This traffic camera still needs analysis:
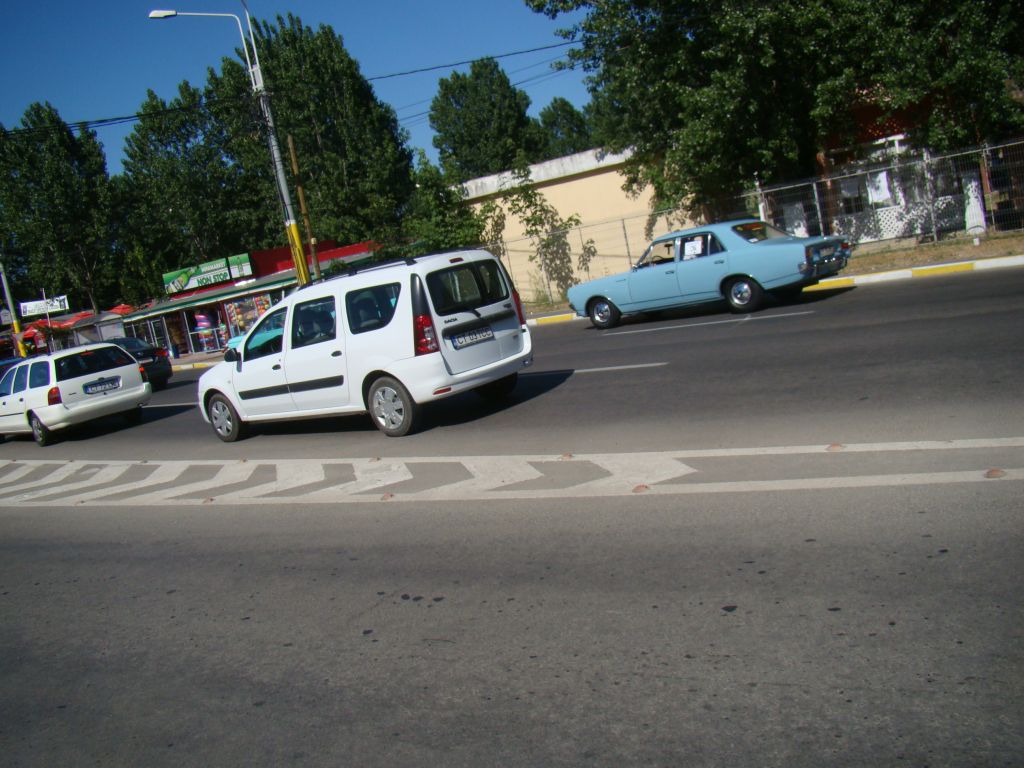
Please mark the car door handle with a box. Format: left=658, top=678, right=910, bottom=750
left=715, top=259, right=725, bottom=264
left=665, top=270, right=674, bottom=275
left=331, top=351, right=342, bottom=357
left=272, top=364, right=282, bottom=370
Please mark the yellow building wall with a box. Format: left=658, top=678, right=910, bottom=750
left=465, top=151, right=698, bottom=303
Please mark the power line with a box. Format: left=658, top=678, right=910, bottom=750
left=2, top=40, right=580, bottom=140
left=367, top=40, right=575, bottom=81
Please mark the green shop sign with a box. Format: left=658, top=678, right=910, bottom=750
left=163, top=254, right=253, bottom=295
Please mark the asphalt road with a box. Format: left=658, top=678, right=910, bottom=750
left=1, top=268, right=1022, bottom=766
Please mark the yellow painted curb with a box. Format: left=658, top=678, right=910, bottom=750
left=805, top=277, right=855, bottom=291
left=911, top=262, right=975, bottom=277
left=532, top=313, right=577, bottom=325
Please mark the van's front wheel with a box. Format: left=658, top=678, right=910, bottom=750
left=208, top=393, right=246, bottom=442
left=369, top=376, right=419, bottom=437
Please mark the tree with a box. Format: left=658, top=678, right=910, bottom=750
left=538, top=97, right=594, bottom=158
left=430, top=58, right=544, bottom=181
left=399, top=152, right=486, bottom=256
left=0, top=103, right=116, bottom=313
left=527, top=0, right=1024, bottom=215
left=118, top=84, right=265, bottom=299
left=209, top=14, right=415, bottom=245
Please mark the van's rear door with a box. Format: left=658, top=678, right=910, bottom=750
left=425, top=255, right=526, bottom=375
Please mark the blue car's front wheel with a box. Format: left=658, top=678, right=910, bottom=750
left=588, top=298, right=621, bottom=329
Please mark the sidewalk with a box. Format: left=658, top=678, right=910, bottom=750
left=171, top=252, right=1024, bottom=371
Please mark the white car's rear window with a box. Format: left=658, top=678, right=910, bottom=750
left=55, top=347, right=135, bottom=381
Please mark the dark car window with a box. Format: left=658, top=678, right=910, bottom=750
left=0, top=365, right=18, bottom=397
left=28, top=361, right=51, bottom=389
left=244, top=307, right=287, bottom=360
left=114, top=337, right=147, bottom=353
left=426, top=263, right=507, bottom=316
left=55, top=346, right=135, bottom=381
left=345, top=283, right=401, bottom=334
left=292, top=296, right=337, bottom=349
left=12, top=364, right=28, bottom=394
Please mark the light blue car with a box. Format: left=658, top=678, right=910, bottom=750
left=567, top=219, right=851, bottom=328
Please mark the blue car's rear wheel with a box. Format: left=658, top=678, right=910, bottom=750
left=588, top=298, right=621, bottom=329
left=725, top=277, right=764, bottom=313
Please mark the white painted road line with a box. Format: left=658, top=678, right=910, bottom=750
left=605, top=310, right=815, bottom=336
left=575, top=362, right=669, bottom=374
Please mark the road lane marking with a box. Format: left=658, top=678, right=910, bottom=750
left=575, top=362, right=668, bottom=374
left=605, top=310, right=815, bottom=336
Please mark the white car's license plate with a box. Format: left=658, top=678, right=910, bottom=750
left=85, top=377, right=121, bottom=394
left=452, top=327, right=494, bottom=349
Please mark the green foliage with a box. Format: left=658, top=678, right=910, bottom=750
left=527, top=0, right=1024, bottom=216
left=119, top=84, right=265, bottom=298
left=538, top=97, right=594, bottom=157
left=430, top=58, right=545, bottom=181
left=230, top=15, right=415, bottom=244
left=400, top=151, right=487, bottom=256
left=0, top=103, right=115, bottom=313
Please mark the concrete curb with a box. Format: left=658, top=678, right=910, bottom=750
left=525, top=253, right=1024, bottom=327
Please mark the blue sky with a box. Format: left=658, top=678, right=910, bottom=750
left=1, top=0, right=589, bottom=174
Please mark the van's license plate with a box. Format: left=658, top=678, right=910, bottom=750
left=85, top=377, right=121, bottom=394
left=452, top=327, right=494, bottom=349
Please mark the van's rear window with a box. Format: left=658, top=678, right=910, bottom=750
left=427, top=261, right=508, bottom=316
left=56, top=346, right=135, bottom=381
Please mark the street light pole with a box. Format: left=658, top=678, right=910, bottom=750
left=149, top=5, right=311, bottom=286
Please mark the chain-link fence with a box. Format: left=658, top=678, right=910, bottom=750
left=494, top=138, right=1024, bottom=303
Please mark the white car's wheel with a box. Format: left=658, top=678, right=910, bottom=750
left=29, top=412, right=52, bottom=447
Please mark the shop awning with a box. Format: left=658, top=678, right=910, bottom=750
left=120, top=271, right=298, bottom=323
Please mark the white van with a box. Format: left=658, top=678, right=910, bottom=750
left=197, top=250, right=534, bottom=440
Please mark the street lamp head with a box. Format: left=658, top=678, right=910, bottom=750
left=148, top=10, right=178, bottom=19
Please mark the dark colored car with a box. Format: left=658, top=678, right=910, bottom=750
left=107, top=336, right=173, bottom=390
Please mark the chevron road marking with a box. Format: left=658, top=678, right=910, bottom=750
left=1, top=438, right=1021, bottom=507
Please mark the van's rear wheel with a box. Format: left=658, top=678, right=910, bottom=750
left=369, top=376, right=419, bottom=437
left=208, top=393, right=246, bottom=442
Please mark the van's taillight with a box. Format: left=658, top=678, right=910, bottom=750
left=414, top=313, right=439, bottom=355
left=139, top=366, right=149, bottom=382
left=512, top=289, right=527, bottom=326
left=47, top=387, right=62, bottom=405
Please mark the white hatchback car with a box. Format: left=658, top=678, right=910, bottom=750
left=198, top=249, right=534, bottom=440
left=0, top=343, right=153, bottom=446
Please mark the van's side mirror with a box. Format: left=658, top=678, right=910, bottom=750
left=223, top=347, right=238, bottom=363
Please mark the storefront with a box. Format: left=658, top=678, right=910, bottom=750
left=121, top=272, right=294, bottom=357
left=119, top=240, right=376, bottom=357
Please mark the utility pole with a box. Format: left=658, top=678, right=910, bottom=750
left=0, top=254, right=28, bottom=357
left=288, top=134, right=320, bottom=281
